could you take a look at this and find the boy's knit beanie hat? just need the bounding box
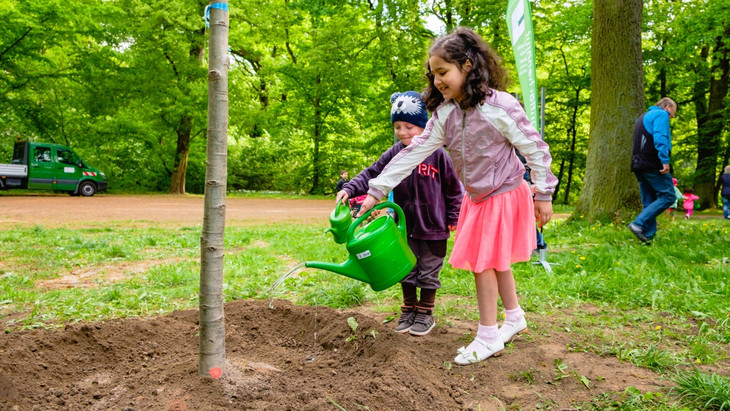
[390,91,428,129]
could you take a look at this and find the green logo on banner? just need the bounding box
[507,0,538,128]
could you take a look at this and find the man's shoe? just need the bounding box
[628,223,648,243]
[409,306,436,336]
[394,306,416,333]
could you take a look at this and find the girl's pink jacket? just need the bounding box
[368,90,557,203]
[683,193,699,210]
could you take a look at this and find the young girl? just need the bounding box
[356,28,557,364]
[666,178,685,221]
[682,188,699,219]
[337,91,462,336]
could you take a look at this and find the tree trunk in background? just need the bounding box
[563,87,581,204]
[169,116,192,194]
[310,75,322,194]
[574,0,644,221]
[199,0,229,378]
[694,29,729,209]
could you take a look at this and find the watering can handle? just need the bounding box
[347,201,406,240]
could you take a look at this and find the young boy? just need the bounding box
[336,91,462,336]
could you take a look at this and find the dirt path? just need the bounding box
[0,194,335,227]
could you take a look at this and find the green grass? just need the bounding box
[671,370,730,410]
[1,208,729,410]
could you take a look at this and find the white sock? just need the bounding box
[459,324,500,359]
[476,324,499,343]
[504,307,524,323]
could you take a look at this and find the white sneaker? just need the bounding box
[499,317,527,343]
[453,337,504,365]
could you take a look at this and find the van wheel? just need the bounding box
[79,181,97,196]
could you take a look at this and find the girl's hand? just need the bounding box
[335,190,349,205]
[448,225,458,231]
[534,200,553,227]
[356,195,379,217]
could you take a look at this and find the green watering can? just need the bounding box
[323,201,352,244]
[307,201,416,291]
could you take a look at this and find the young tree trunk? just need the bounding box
[574,0,644,221]
[199,0,229,378]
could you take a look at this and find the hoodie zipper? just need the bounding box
[460,110,467,186]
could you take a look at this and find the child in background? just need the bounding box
[356,28,557,364]
[337,91,462,336]
[683,188,699,219]
[666,178,684,221]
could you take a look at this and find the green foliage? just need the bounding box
[671,370,730,411]
[3,0,729,202]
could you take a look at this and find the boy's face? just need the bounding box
[393,121,424,146]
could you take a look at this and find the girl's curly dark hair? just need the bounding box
[423,27,510,112]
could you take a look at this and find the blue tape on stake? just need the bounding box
[204,3,229,27]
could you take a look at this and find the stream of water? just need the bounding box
[267,262,306,309]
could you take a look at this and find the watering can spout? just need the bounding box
[305,258,369,284]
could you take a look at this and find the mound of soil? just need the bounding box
[0,299,668,410]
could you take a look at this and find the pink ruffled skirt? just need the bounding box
[448,181,536,272]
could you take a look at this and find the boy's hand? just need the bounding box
[535,200,553,227]
[335,190,349,205]
[356,195,378,217]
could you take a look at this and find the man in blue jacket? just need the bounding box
[628,97,677,243]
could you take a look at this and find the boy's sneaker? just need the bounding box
[394,306,416,333]
[409,306,436,336]
[499,317,527,343]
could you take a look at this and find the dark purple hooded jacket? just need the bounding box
[343,142,462,241]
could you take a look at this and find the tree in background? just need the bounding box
[575,0,644,220]
[678,1,729,208]
[535,0,591,205]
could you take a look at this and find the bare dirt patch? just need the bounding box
[1,300,672,411]
[36,259,190,290]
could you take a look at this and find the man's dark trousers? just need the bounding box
[632,170,675,239]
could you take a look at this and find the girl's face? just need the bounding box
[393,121,424,146]
[429,54,470,103]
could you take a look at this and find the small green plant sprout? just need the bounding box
[369,329,377,339]
[328,398,347,410]
[509,367,536,385]
[347,316,358,332]
[346,316,358,342]
[553,358,569,381]
[443,361,452,370]
[573,370,590,389]
[382,314,396,324]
